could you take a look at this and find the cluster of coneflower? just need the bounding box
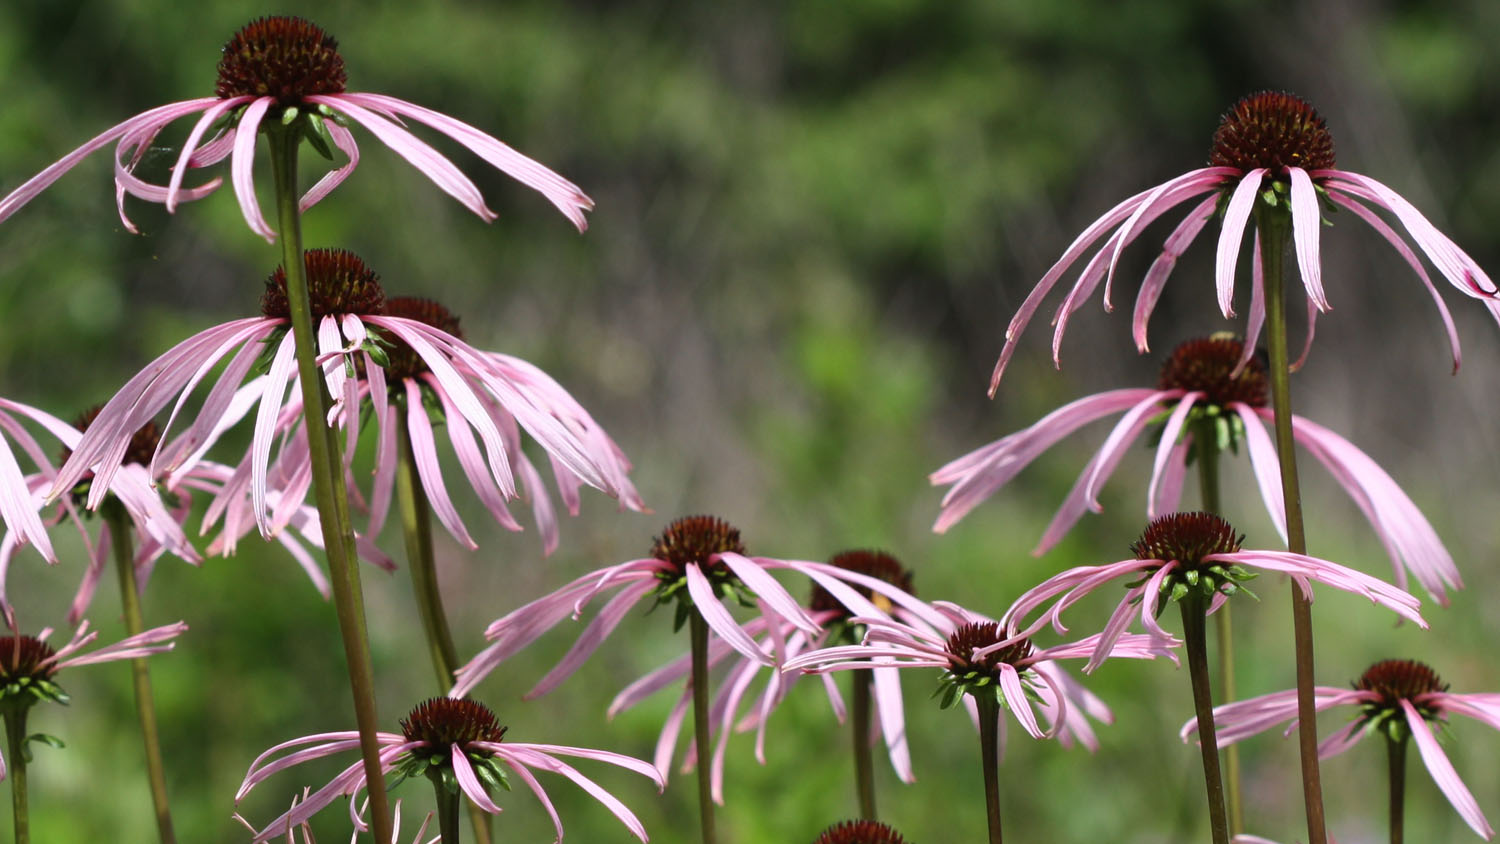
[0,15,1494,844]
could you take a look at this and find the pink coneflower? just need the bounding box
[1186,659,1498,840]
[600,550,943,804]
[786,602,1175,844]
[0,16,592,241]
[450,520,937,784]
[991,91,1495,391]
[1004,513,1426,672]
[49,250,639,550]
[934,335,1459,604]
[0,617,186,780]
[235,696,662,843]
[784,600,1175,745]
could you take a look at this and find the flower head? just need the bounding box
[0,617,185,780]
[1005,512,1427,672]
[0,16,593,241]
[813,820,912,844]
[786,601,1177,751]
[1186,659,1500,839]
[236,696,662,843]
[990,91,1494,392]
[934,334,1461,604]
[48,250,639,556]
[451,520,944,795]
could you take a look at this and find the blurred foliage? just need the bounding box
[3,0,1500,842]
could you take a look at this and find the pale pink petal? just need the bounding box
[1318,170,1496,297]
[230,97,277,242]
[525,580,656,699]
[871,663,913,781]
[166,98,244,212]
[1327,190,1461,372]
[1148,394,1199,518]
[933,388,1163,533]
[1234,231,1267,377]
[1134,195,1218,352]
[299,121,361,212]
[1216,168,1269,318]
[496,746,653,841]
[305,96,496,222]
[1230,403,1287,542]
[0,98,220,225]
[402,379,476,549]
[685,563,770,665]
[1151,434,1191,520]
[451,745,504,814]
[1403,699,1494,839]
[1287,167,1329,311]
[999,663,1044,739]
[251,333,299,536]
[717,551,819,634]
[338,93,594,231]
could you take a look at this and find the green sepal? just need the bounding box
[281,106,300,126]
[26,733,63,752]
[362,338,391,369]
[303,113,336,160]
[1168,581,1190,603]
[471,756,511,792]
[316,103,352,128]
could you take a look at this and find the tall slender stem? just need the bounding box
[102,505,176,844]
[1387,735,1408,844]
[3,708,29,844]
[395,422,491,844]
[689,611,717,844]
[431,774,463,844]
[266,125,392,843]
[1195,418,1243,836]
[1181,596,1231,844]
[395,421,462,690]
[975,694,1003,844]
[850,668,878,820]
[1256,203,1326,844]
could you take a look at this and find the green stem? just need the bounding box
[394,422,491,844]
[975,694,1003,844]
[431,773,462,844]
[689,611,717,844]
[1195,419,1243,836]
[1256,203,1326,844]
[266,124,392,843]
[102,504,176,844]
[4,708,29,844]
[851,668,877,820]
[1388,735,1408,844]
[1181,597,1231,844]
[394,420,462,691]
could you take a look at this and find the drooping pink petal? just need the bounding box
[0,98,221,225]
[1147,394,1198,517]
[1317,169,1497,297]
[251,333,299,536]
[1213,550,1426,627]
[230,97,277,242]
[1215,168,1269,318]
[1229,403,1287,542]
[1284,411,1459,605]
[338,93,594,232]
[299,120,361,212]
[525,580,656,700]
[306,95,497,222]
[1327,190,1461,372]
[451,745,505,814]
[998,662,1045,738]
[685,563,770,665]
[1134,194,1218,352]
[165,98,245,212]
[402,379,476,549]
[496,746,654,842]
[1233,231,1267,377]
[717,551,819,634]
[1287,167,1329,312]
[1402,699,1494,839]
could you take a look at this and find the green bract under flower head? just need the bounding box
[1210,91,1336,173]
[217,17,347,105]
[1130,513,1257,608]
[260,248,386,320]
[813,820,912,844]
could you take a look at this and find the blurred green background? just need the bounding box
[3,0,1500,841]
